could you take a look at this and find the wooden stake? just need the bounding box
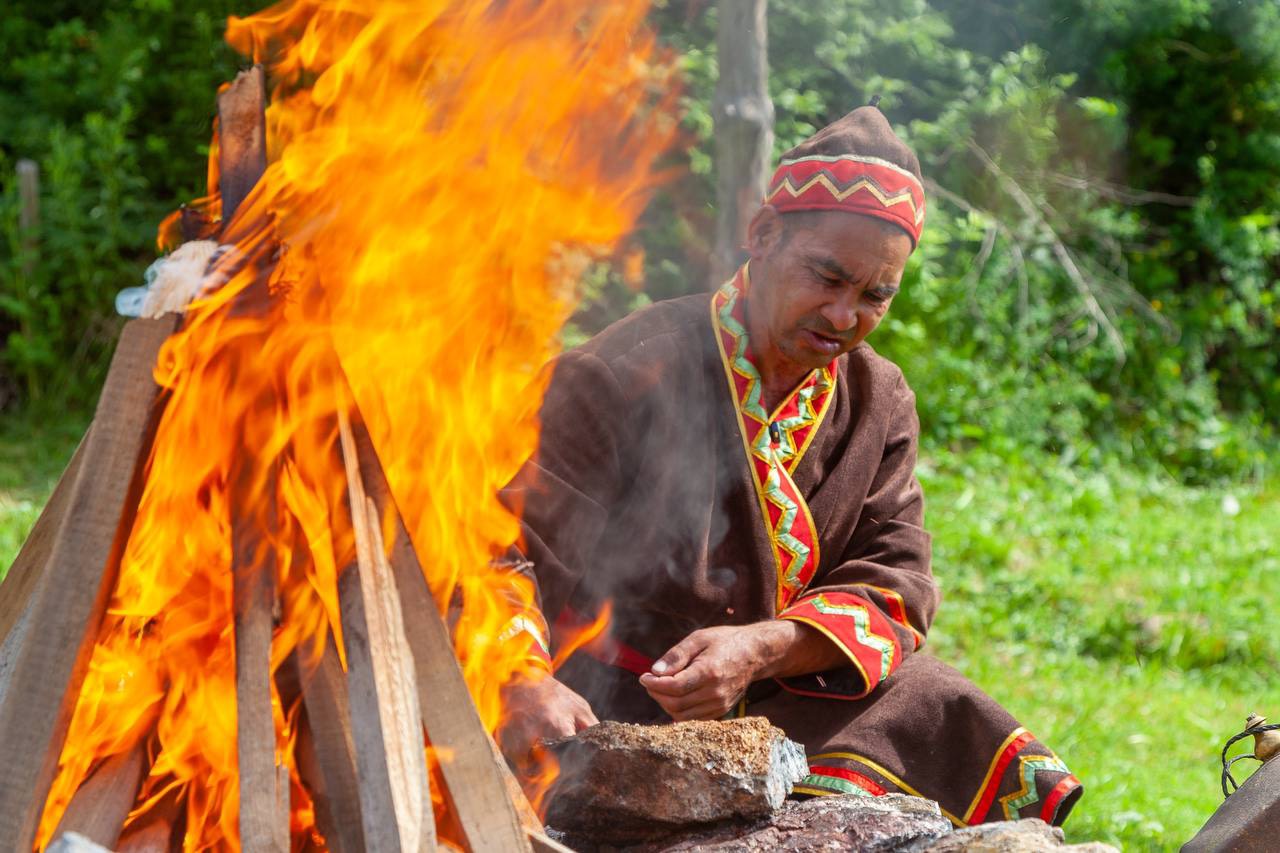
[293,636,366,853]
[347,413,534,853]
[338,412,435,853]
[0,430,87,647]
[0,315,178,850]
[218,66,268,225]
[49,739,149,849]
[232,464,288,853]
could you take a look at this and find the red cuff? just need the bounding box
[778,592,902,698]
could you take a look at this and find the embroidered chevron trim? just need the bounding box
[807,595,897,678]
[1000,754,1070,820]
[767,171,925,225]
[711,268,835,611]
[778,152,925,188]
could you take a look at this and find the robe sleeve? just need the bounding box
[496,349,630,669]
[776,378,938,700]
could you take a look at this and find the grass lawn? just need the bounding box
[1,417,1273,851]
[920,450,1279,850]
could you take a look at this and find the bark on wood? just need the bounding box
[348,413,533,853]
[337,412,435,853]
[0,430,87,647]
[232,464,288,853]
[710,0,773,286]
[294,635,367,853]
[0,315,178,850]
[50,739,149,849]
[218,65,268,226]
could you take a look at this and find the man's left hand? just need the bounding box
[638,623,779,721]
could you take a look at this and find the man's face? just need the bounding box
[745,207,913,374]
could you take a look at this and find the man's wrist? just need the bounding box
[746,619,806,681]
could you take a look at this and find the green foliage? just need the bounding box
[637,0,1280,482]
[0,1,253,409]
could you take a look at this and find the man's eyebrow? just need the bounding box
[805,254,854,281]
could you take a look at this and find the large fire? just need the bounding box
[35,0,672,848]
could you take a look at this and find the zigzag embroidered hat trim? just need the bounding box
[766,105,926,247]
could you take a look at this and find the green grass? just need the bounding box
[2,414,1274,850]
[920,450,1279,850]
[0,407,90,577]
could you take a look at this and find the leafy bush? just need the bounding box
[0,1,253,409]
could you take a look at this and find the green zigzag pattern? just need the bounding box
[717,282,813,590]
[810,596,896,680]
[1002,756,1070,818]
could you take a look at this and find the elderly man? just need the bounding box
[498,105,1082,827]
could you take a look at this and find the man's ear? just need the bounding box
[746,205,784,259]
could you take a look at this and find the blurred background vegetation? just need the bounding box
[1,0,1277,849]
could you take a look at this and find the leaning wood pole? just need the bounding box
[710,0,774,286]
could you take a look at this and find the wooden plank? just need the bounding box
[337,412,435,853]
[0,315,178,850]
[50,739,149,849]
[232,464,288,853]
[114,787,180,853]
[348,413,533,853]
[528,831,575,853]
[293,636,366,853]
[0,430,88,647]
[217,65,267,225]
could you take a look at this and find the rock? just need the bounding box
[46,834,113,853]
[629,793,952,852]
[545,717,808,841]
[903,818,1120,852]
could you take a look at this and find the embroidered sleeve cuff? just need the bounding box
[776,592,902,700]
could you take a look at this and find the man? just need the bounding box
[498,104,1082,827]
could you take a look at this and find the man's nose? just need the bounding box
[819,294,858,332]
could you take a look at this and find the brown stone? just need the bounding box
[545,718,807,841]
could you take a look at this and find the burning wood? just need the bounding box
[0,0,671,850]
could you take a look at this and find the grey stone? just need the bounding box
[904,818,1119,852]
[46,833,113,853]
[545,718,808,841]
[635,793,952,852]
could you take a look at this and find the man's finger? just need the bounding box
[649,631,710,676]
[639,663,707,698]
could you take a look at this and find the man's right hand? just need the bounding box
[497,672,598,766]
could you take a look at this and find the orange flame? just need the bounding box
[36,0,674,848]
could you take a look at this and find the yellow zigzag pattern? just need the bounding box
[768,171,925,225]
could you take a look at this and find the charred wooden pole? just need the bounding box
[219,66,269,227]
[336,410,436,853]
[346,409,534,853]
[710,0,773,286]
[0,314,179,849]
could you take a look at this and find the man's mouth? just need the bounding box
[801,328,849,355]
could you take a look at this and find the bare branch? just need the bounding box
[1049,172,1197,207]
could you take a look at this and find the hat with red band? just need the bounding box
[766,104,926,247]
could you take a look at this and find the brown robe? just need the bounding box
[503,273,1082,826]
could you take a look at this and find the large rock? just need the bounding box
[903,818,1119,852]
[631,793,952,852]
[545,718,808,841]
